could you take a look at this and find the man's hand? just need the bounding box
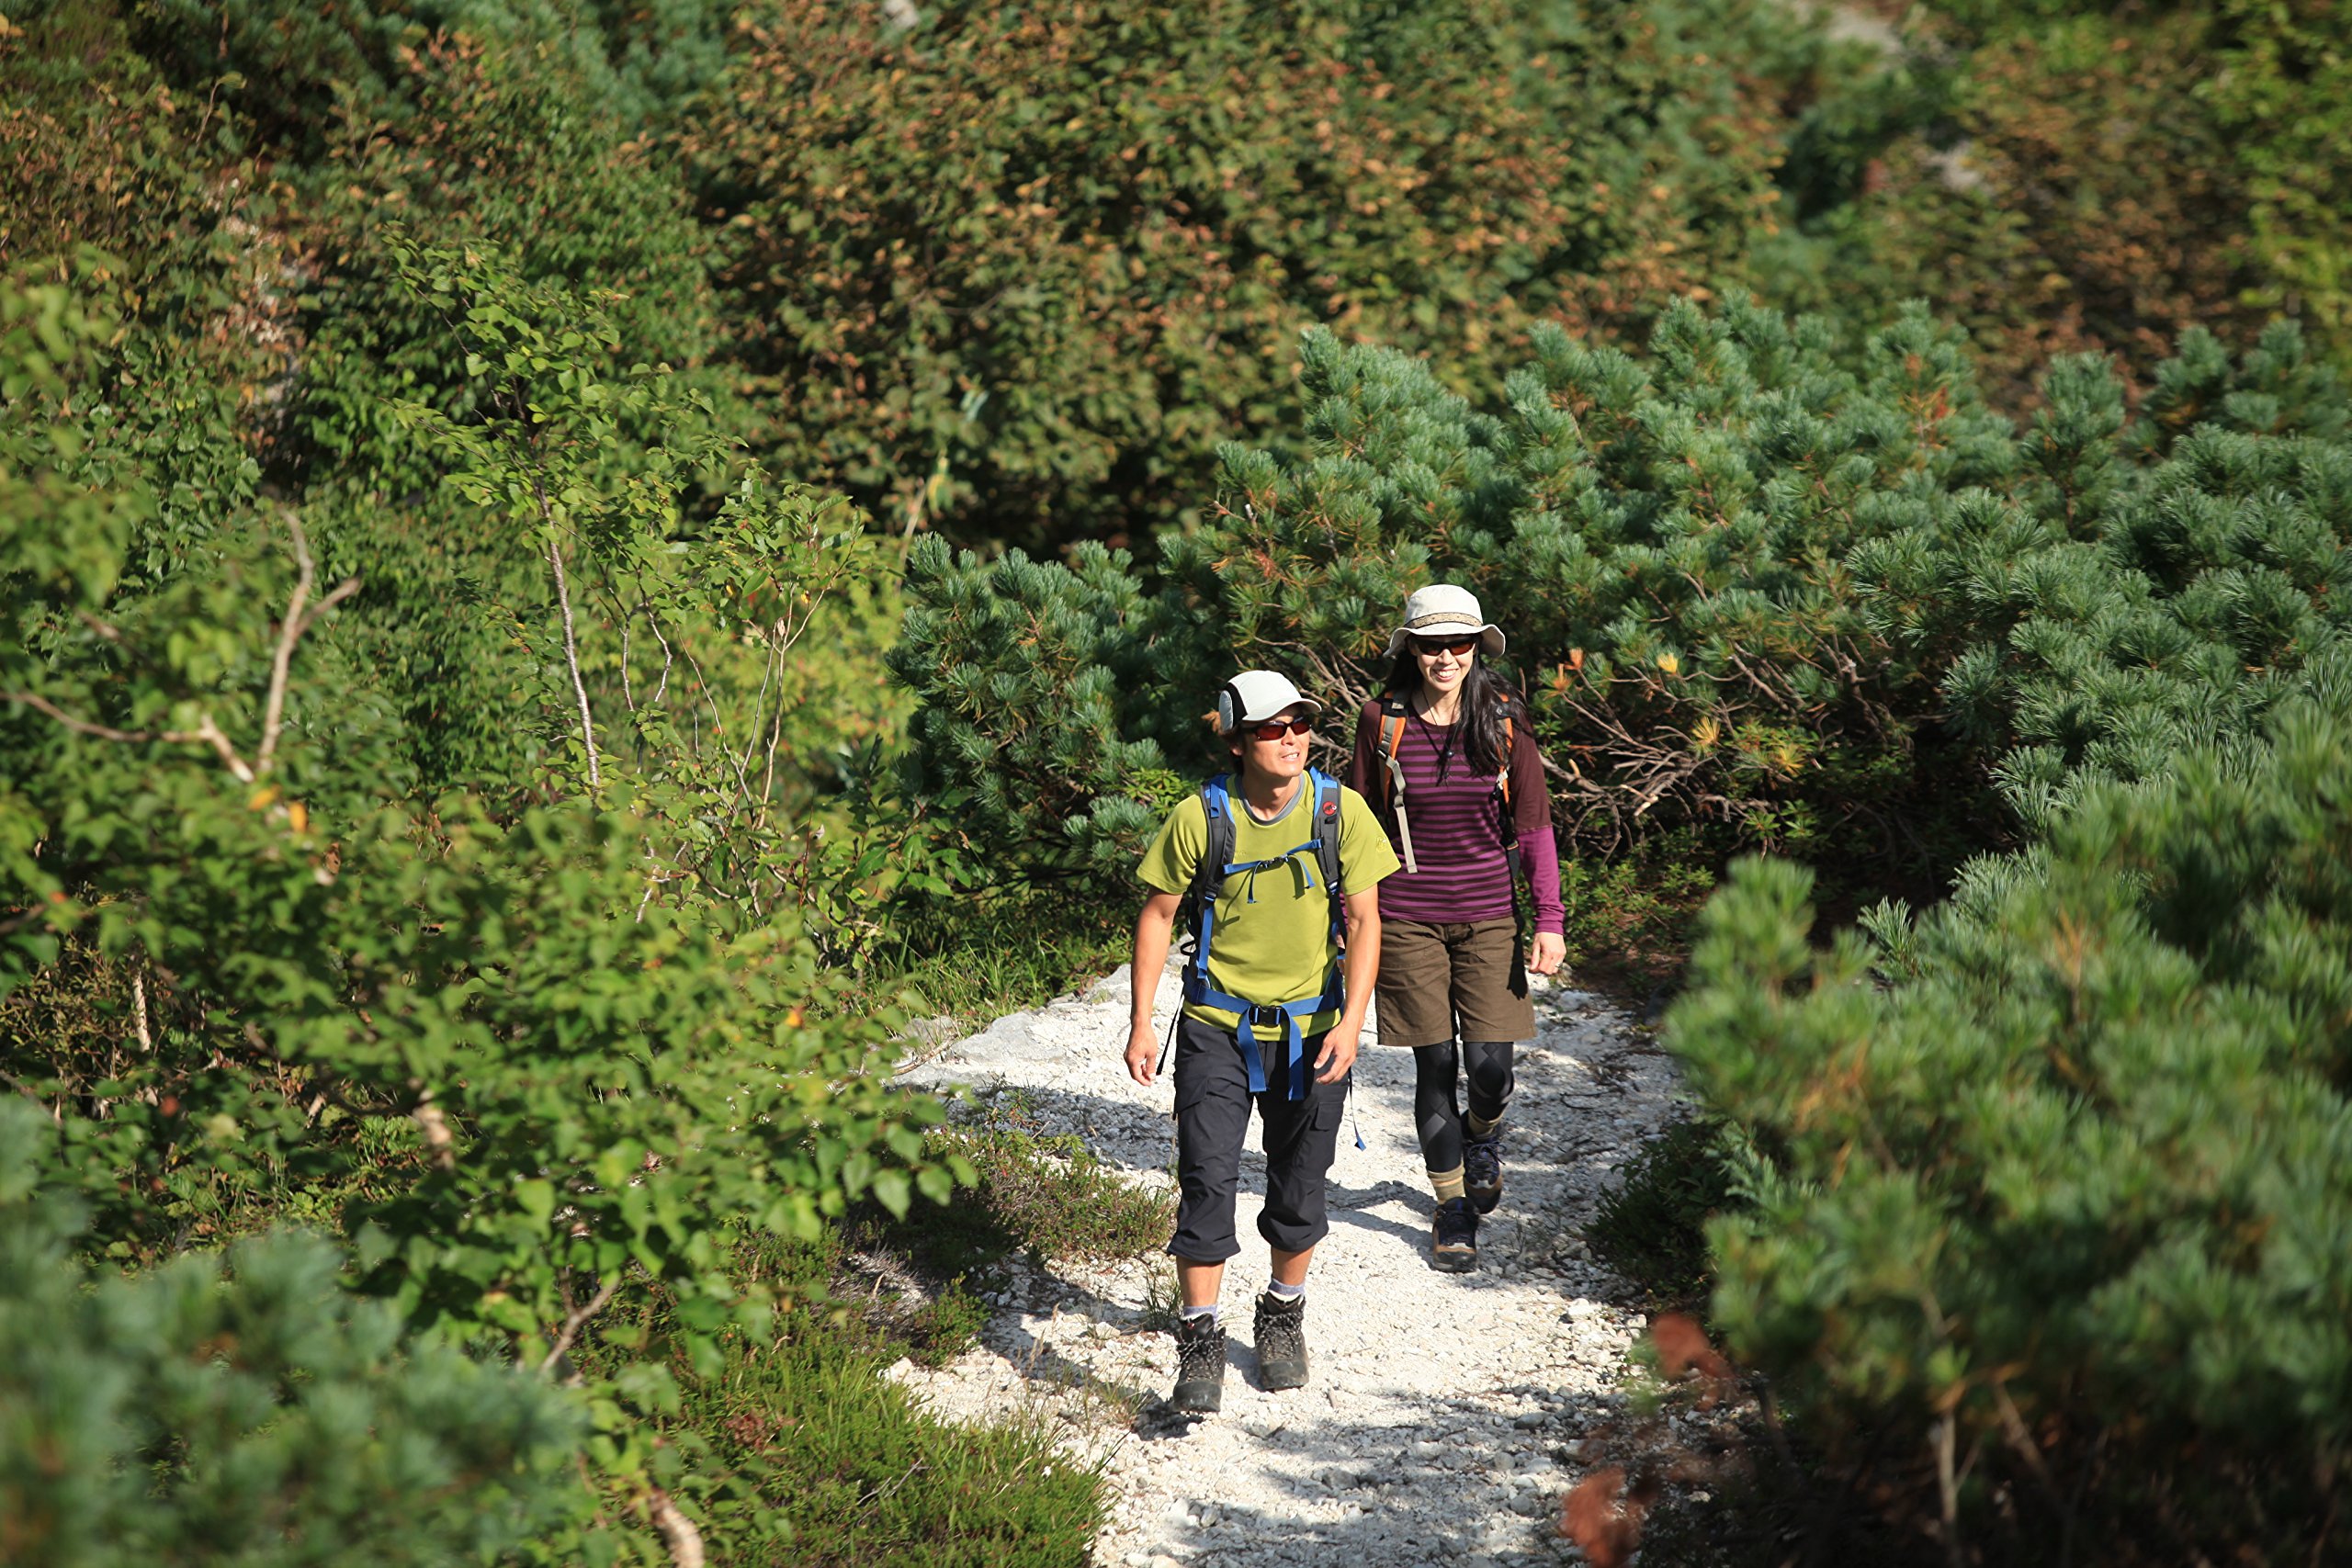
[1126,891,1182,1087]
[1313,1023,1360,1084]
[1529,931,1566,977]
[1125,1019,1161,1086]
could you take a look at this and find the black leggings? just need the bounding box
[1412,1039,1516,1174]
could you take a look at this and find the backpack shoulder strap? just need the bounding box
[1195,774,1236,901]
[1183,774,1238,985]
[1374,695,1419,874]
[1492,693,1527,808]
[1309,768,1343,895]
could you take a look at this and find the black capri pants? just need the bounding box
[1167,1017,1348,1262]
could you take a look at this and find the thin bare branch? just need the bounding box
[255,513,320,773]
[130,968,153,1053]
[539,1275,623,1374]
[4,691,156,745]
[5,694,255,782]
[531,475,602,789]
[296,576,362,638]
[649,1489,706,1568]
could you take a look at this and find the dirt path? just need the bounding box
[893,968,1683,1567]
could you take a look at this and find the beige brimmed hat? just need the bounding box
[1384,583,1506,658]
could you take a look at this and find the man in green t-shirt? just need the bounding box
[1125,670,1401,1415]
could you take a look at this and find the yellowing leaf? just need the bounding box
[1657,652,1680,675]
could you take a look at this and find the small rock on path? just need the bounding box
[893,968,1681,1566]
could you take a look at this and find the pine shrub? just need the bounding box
[1668,670,2352,1560]
[0,1100,585,1566]
[897,301,2349,895]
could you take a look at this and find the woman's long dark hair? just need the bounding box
[1385,651,1516,776]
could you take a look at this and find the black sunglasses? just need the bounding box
[1243,716,1316,741]
[1411,635,1479,658]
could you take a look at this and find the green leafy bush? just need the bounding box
[0,1100,585,1566]
[2,257,958,1559]
[1770,0,2351,390]
[693,0,1822,551]
[1668,671,2352,1559]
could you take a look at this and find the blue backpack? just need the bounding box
[1177,769,1348,1100]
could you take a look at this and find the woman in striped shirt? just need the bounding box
[1346,584,1566,1272]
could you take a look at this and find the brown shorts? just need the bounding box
[1374,917,1533,1048]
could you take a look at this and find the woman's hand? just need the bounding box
[1528,931,1566,977]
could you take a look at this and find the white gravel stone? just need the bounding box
[888,966,1681,1565]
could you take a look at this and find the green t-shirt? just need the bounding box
[1137,777,1401,1036]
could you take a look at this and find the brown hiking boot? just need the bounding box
[1170,1313,1227,1414]
[1432,1196,1479,1272]
[1464,1132,1505,1214]
[1253,1292,1308,1391]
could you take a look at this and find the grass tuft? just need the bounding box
[621,1230,1107,1567]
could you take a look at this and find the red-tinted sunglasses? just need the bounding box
[1411,635,1480,657]
[1244,716,1316,741]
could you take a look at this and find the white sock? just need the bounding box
[1181,1303,1220,1325]
[1266,1279,1305,1302]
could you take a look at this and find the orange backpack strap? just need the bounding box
[1376,695,1418,874]
[1497,712,1514,808]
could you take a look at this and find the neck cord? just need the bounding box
[1422,712,1459,784]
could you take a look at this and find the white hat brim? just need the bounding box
[1385,620,1507,659]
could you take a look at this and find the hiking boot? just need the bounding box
[1432,1196,1479,1272]
[1253,1292,1308,1391]
[1464,1131,1505,1214]
[1170,1314,1227,1414]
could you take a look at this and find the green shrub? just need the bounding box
[946,1098,1178,1267]
[692,0,1825,552]
[1667,672,2352,1560]
[0,1100,586,1566]
[1556,840,1716,1000]
[1769,0,2351,389]
[2,256,957,1561]
[895,298,2021,877]
[1586,1116,1745,1309]
[895,301,2352,900]
[1858,321,2352,832]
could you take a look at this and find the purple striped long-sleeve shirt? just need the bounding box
[1345,698,1566,933]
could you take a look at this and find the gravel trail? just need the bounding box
[892,967,1682,1567]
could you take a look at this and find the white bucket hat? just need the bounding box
[1214,670,1322,734]
[1384,583,1506,658]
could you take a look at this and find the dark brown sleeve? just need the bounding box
[1345,700,1382,799]
[1509,716,1554,838]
